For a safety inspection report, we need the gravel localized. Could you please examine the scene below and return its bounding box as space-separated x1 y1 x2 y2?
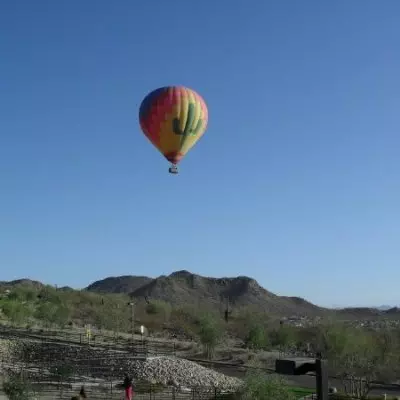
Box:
0 339 16 364
127 356 243 391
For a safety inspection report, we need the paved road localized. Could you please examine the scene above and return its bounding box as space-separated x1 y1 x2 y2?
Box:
211 363 400 397
285 374 400 397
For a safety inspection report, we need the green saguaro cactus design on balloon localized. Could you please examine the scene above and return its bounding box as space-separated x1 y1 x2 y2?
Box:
172 103 204 139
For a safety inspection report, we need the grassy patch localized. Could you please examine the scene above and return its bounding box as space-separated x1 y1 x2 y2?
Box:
331 396 399 400
289 386 315 398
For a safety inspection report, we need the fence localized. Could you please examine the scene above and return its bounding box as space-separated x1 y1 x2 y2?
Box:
0 326 319 362
0 387 235 400
0 325 180 358
0 330 239 399
1 377 236 400
0 326 321 399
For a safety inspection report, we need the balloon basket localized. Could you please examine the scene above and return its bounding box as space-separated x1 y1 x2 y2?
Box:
168 165 178 174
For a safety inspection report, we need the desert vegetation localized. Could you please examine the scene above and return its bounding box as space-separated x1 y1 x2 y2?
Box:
2 277 400 398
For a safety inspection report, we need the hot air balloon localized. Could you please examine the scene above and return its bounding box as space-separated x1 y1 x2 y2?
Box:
139 86 208 174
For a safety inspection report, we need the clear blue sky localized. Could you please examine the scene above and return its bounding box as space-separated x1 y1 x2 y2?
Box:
1 1 399 308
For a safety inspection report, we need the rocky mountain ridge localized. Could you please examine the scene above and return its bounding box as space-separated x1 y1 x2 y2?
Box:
1 271 399 318
84 270 400 318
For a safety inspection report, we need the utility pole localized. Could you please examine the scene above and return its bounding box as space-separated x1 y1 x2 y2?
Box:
221 295 231 322
128 301 135 344
224 297 230 322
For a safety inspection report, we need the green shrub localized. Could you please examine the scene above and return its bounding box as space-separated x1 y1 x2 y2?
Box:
1 300 32 325
246 324 269 350
241 371 295 400
198 313 222 359
3 373 34 400
145 300 171 321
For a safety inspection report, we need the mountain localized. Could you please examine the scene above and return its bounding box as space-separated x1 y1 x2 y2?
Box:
385 307 400 315
88 270 327 317
86 275 153 294
2 272 398 319
85 271 400 319
0 279 45 290
377 305 393 311
336 307 382 318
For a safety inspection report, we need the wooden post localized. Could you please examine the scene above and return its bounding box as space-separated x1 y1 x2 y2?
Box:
172 386 176 400
315 358 329 400
275 356 329 400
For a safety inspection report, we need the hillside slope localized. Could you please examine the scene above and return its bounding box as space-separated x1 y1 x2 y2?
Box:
86 271 400 319
0 279 45 290
129 270 326 316
86 275 152 294
2 272 398 319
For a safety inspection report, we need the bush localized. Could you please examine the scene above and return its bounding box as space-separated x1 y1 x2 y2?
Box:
246 324 269 350
3 373 34 400
241 371 295 400
49 363 75 378
34 302 71 328
197 313 222 359
1 300 32 325
268 326 295 351
145 300 171 321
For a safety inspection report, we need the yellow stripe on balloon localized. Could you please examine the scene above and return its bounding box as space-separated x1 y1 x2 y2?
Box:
178 89 191 150
180 91 203 156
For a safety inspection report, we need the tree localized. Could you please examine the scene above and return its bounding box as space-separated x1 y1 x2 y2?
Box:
6 287 37 303
197 313 222 359
373 329 400 383
34 303 55 327
246 323 269 350
269 326 295 353
94 304 125 333
242 370 295 400
1 300 32 326
145 300 171 322
37 286 62 304
53 304 71 327
319 323 400 398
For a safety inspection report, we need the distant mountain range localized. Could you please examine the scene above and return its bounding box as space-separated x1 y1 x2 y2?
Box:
86 275 152 294
376 305 394 311
2 271 399 319
86 270 324 316
85 270 400 319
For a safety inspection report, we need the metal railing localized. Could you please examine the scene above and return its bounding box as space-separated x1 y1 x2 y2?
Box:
0 325 180 357
0 380 237 400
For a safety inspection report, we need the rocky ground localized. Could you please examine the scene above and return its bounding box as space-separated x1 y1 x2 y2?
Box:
127 356 243 391
0 339 14 363
0 338 243 395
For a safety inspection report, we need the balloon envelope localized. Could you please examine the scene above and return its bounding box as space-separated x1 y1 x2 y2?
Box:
139 86 208 165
